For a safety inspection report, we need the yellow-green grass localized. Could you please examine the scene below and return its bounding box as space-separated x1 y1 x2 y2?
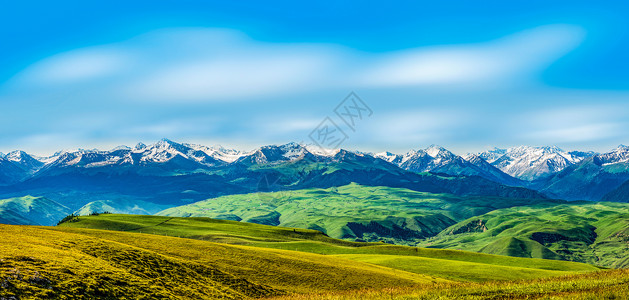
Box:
46 226 443 293
249 241 600 274
0 224 276 299
332 254 578 282
265 269 629 300
1 224 445 299
59 214 601 277
57 213 356 246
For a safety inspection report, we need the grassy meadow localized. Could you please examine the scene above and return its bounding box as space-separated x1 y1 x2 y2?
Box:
1 213 626 299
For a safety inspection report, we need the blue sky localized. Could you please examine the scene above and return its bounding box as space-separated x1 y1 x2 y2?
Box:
1 1 629 155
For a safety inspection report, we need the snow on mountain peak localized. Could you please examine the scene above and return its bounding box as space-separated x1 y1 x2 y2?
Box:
597 145 629 166
303 144 340 157
614 144 629 151
425 145 447 158
6 150 27 161
111 145 131 151
134 142 147 151
478 145 589 180
282 143 306 157
374 151 400 163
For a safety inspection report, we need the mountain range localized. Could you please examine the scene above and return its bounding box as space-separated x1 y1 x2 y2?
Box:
1 139 629 226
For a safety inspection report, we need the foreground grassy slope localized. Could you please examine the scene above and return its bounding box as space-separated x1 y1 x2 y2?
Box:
266 269 629 300
0 224 277 299
58 214 600 282
421 201 629 268
157 183 554 243
1 224 442 299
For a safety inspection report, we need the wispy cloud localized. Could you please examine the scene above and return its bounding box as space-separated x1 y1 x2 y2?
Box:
517 105 629 143
6 24 624 154
11 48 132 87
4 25 585 102
357 25 585 88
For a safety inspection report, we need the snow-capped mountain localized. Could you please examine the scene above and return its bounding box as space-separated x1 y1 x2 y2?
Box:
539 145 629 201
374 151 401 164
375 145 462 173
0 156 28 184
403 145 463 172
477 148 507 163
463 154 523 186
0 140 615 188
596 145 629 165
235 142 322 165
35 139 249 172
5 150 45 174
375 145 521 185
479 146 595 181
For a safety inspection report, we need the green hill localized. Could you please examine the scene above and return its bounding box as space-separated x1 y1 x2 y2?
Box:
421 201 629 268
0 214 613 299
0 196 70 226
156 183 554 243
75 198 172 216
1 223 442 299
57 214 598 280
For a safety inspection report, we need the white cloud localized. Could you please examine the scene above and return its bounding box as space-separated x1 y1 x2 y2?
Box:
127 55 334 101
13 48 131 86
364 110 471 146
4 25 585 102
357 25 585 88
518 105 629 143
526 123 624 143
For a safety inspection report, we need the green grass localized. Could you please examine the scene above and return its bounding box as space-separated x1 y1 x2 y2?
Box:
1 224 443 299
332 254 576 282
58 214 599 281
1 213 617 299
156 183 554 243
57 213 357 245
421 201 629 268
0 224 279 299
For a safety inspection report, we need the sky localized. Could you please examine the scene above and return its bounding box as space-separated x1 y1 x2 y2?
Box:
1 1 629 156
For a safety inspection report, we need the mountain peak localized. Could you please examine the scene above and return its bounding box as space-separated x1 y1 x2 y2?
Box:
614 144 628 151
134 142 147 150
424 145 453 159
156 138 178 146
540 145 563 153
6 150 28 160
111 145 131 151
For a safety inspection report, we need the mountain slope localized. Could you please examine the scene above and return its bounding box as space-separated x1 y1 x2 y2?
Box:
58 214 599 277
2 223 446 299
0 196 70 225
538 146 629 201
0 157 27 185
0 142 544 215
601 179 629 202
463 154 524 186
420 201 629 268
376 145 521 186
157 184 552 243
5 151 44 175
